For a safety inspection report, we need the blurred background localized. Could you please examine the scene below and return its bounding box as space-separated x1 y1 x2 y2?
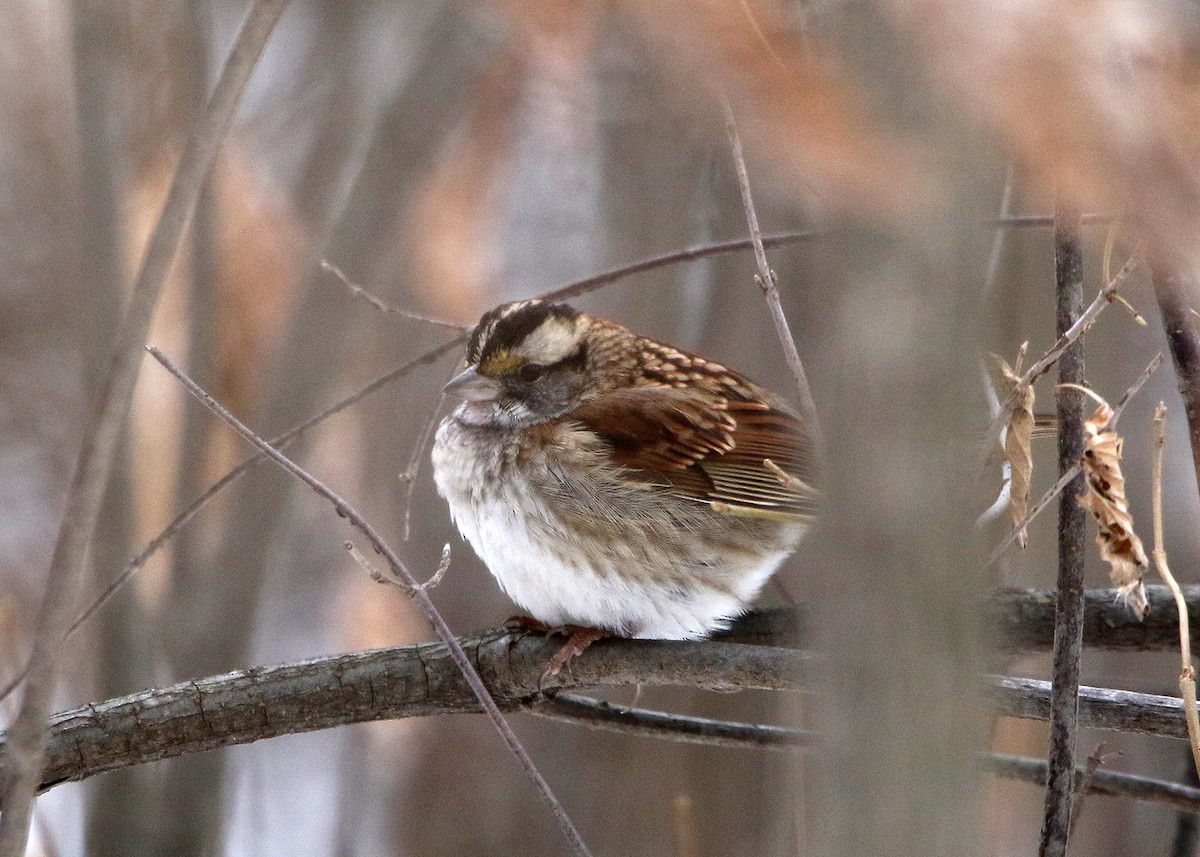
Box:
4 0 1200 854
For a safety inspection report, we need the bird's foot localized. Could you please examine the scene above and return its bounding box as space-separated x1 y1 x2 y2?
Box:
504 617 611 680
544 625 610 678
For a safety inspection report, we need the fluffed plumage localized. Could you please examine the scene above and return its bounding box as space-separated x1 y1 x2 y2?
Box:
431 299 818 656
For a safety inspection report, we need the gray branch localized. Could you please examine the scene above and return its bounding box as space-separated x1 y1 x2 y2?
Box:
987 754 1200 813
988 675 1187 739
6 585 1200 802
528 693 817 750
3 633 808 798
746 585 1200 653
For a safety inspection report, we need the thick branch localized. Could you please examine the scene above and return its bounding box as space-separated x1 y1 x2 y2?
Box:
989 675 1188 739
748 585 1200 654
986 585 1200 653
8 587 1200 800
1 633 808 798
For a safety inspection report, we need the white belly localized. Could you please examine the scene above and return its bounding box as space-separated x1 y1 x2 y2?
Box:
431 417 797 639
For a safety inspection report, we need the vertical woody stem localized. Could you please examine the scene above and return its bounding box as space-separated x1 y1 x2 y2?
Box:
1039 204 1087 857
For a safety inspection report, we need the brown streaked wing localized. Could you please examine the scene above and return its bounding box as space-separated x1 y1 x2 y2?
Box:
571 386 820 517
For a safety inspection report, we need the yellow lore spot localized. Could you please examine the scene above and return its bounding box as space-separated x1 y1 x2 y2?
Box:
479 350 525 376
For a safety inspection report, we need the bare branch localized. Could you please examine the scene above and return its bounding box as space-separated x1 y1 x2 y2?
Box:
984 214 1116 228
986 585 1200 654
320 258 468 331
0 2 290 851
528 691 1200 819
722 100 824 453
9 585 1200 784
989 675 1188 741
9 624 1200 816
528 693 816 750
987 754 1200 814
1040 204 1087 857
540 231 820 304
1 632 811 797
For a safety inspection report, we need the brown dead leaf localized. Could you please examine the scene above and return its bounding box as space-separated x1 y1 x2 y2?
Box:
990 346 1034 547
1069 386 1149 618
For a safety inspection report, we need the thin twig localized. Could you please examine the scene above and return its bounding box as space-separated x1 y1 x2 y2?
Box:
985 254 1142 450
984 214 1115 228
988 753 1200 814
320 259 468 331
722 100 824 453
529 693 816 750
1039 203 1087 857
1152 403 1200 779
345 540 450 593
1067 742 1113 840
146 347 594 857
986 352 1162 566
1098 227 1146 324
0 2 290 852
538 232 819 304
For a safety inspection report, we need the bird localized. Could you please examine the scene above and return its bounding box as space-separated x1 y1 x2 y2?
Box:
431 299 819 674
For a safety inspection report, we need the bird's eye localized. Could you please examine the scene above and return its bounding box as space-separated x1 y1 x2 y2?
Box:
518 363 547 382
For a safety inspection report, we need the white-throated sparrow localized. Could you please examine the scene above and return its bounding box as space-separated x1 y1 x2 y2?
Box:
432 300 819 672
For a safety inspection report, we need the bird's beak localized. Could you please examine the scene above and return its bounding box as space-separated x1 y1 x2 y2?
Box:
443 366 501 402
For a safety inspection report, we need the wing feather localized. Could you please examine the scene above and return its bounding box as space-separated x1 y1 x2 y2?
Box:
571 384 820 518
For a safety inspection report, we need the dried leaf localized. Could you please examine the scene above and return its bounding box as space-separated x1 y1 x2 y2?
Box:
1071 387 1149 619
990 347 1034 547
